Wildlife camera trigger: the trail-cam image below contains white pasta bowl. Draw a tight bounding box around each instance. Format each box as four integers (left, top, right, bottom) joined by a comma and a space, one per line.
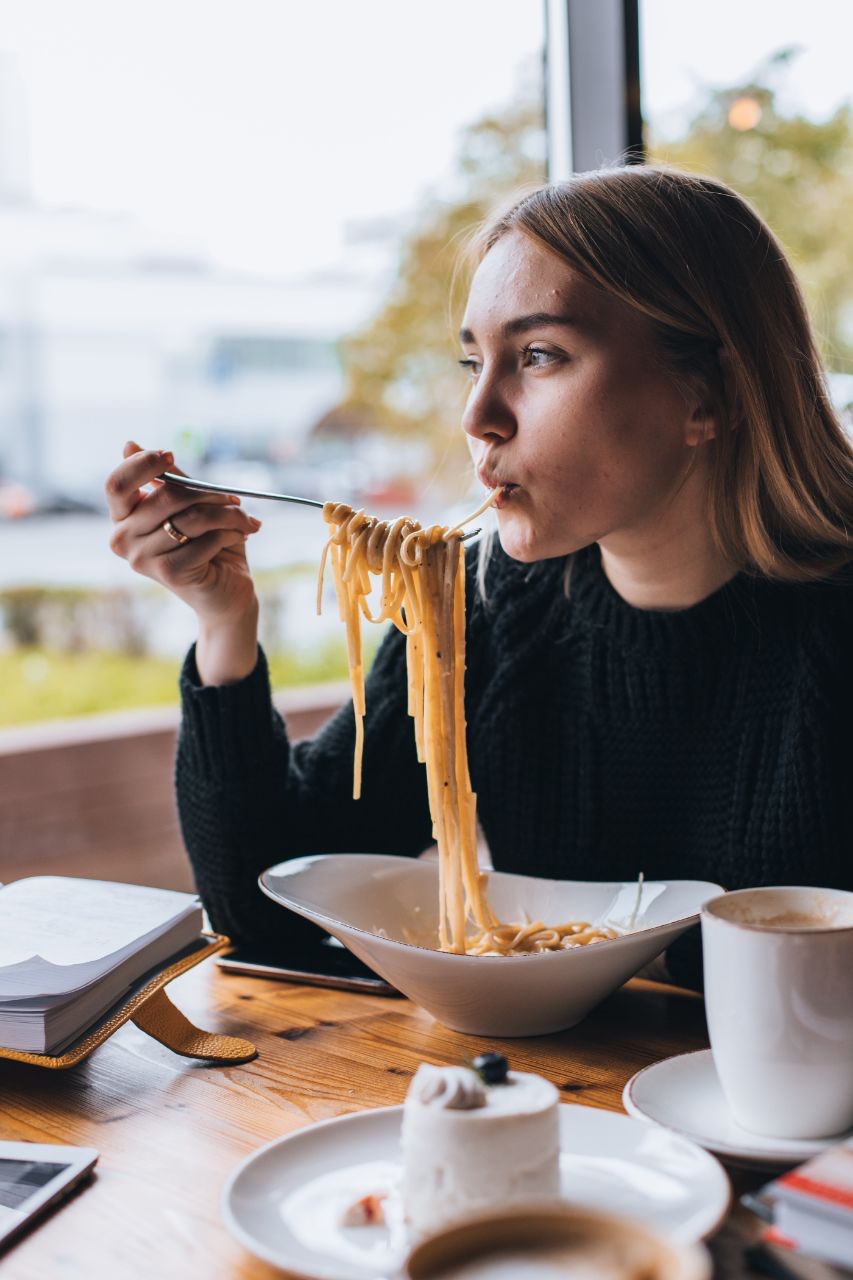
260, 855, 722, 1037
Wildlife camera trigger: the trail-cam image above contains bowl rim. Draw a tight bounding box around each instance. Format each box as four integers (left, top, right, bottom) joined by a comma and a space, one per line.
259, 853, 725, 961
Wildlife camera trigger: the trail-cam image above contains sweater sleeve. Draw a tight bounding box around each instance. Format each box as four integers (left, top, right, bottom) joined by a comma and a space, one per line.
175, 623, 433, 950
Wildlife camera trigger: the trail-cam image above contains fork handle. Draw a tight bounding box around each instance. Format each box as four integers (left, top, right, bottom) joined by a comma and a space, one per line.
159, 471, 481, 539
159, 472, 325, 508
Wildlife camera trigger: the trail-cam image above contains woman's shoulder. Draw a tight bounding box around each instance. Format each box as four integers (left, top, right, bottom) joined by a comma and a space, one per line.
781, 563, 853, 622
760, 566, 853, 696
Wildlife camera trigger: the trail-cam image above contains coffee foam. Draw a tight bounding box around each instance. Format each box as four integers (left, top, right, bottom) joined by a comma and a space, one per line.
707, 888, 853, 931
737, 910, 840, 929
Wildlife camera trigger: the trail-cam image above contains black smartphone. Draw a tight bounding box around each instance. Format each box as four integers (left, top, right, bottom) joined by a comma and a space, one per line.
216, 935, 399, 995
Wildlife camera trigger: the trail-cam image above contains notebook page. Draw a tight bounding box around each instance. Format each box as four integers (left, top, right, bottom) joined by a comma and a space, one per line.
0, 878, 200, 1000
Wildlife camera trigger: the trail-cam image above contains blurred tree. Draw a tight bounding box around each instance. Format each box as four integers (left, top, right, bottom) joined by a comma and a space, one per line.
648, 49, 853, 372
340, 48, 852, 492
340, 74, 546, 492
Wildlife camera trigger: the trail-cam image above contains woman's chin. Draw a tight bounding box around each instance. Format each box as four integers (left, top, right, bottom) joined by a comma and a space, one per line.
496, 515, 590, 563
495, 521, 550, 563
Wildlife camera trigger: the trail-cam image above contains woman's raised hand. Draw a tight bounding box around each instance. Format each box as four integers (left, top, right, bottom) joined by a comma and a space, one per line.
106, 442, 262, 683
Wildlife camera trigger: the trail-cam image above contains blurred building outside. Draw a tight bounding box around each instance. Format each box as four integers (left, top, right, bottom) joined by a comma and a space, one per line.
0, 51, 423, 517
0, 189, 436, 690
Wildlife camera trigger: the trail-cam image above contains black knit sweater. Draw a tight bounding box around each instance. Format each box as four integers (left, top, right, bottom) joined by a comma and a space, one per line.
175, 543, 853, 987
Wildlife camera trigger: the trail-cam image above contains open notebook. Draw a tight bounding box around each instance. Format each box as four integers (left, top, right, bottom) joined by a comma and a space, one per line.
0, 877, 203, 1054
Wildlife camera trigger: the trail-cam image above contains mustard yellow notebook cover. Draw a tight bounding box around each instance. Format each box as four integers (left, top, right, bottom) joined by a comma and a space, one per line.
0, 933, 257, 1069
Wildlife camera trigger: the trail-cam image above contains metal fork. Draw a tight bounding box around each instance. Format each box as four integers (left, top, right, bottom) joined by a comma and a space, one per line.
160, 470, 324, 508
159, 472, 482, 538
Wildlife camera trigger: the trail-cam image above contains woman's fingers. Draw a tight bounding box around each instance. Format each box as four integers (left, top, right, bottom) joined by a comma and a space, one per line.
149, 502, 261, 550
119, 478, 239, 541
108, 442, 245, 553
107, 442, 241, 523
155, 528, 250, 587
115, 501, 259, 567
106, 445, 176, 521
123, 439, 184, 476
107, 443, 264, 611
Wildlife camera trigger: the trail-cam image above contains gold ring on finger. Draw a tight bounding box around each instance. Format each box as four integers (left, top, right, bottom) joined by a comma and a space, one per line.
162, 517, 191, 546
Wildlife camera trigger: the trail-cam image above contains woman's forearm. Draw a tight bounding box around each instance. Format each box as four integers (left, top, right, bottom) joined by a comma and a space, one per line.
196, 600, 260, 686
176, 630, 434, 948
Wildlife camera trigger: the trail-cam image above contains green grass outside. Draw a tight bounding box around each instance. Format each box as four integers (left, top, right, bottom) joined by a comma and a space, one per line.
0, 639, 376, 727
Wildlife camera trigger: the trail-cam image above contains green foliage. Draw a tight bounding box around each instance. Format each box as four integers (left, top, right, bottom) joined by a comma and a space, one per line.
0, 641, 372, 727
648, 52, 853, 371
1, 585, 149, 655
0, 565, 385, 726
1, 648, 181, 724
266, 634, 380, 690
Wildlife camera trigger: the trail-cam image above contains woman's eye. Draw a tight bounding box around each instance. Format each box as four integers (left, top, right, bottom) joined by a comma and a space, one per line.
522, 346, 559, 367
458, 348, 560, 379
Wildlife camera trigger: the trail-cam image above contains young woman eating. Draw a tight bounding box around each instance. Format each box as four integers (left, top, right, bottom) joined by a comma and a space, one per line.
105, 166, 853, 986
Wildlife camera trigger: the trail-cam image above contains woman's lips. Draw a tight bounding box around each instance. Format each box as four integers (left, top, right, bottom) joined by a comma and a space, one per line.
477, 468, 522, 508
493, 482, 520, 509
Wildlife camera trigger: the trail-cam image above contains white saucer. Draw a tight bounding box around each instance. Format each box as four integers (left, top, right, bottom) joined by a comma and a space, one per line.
222, 1102, 730, 1280
623, 1050, 853, 1169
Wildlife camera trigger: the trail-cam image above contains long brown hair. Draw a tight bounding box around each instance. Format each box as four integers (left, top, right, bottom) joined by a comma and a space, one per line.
467, 166, 853, 582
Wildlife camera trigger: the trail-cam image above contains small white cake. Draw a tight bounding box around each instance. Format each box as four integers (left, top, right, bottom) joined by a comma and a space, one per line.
401, 1060, 561, 1238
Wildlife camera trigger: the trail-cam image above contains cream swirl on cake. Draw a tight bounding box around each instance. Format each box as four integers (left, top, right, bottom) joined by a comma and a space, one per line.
409, 1064, 487, 1110
401, 1055, 561, 1238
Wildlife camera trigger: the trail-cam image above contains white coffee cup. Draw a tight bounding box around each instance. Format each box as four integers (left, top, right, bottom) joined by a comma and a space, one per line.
405, 1204, 710, 1280
701, 886, 853, 1139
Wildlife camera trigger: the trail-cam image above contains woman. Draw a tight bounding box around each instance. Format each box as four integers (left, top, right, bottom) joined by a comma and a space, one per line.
106, 166, 853, 986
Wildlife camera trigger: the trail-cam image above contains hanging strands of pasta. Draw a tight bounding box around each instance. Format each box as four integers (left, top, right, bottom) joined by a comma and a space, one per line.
317, 491, 637, 957
317, 491, 498, 953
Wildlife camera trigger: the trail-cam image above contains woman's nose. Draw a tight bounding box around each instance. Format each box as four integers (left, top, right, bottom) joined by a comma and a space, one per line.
461, 371, 516, 446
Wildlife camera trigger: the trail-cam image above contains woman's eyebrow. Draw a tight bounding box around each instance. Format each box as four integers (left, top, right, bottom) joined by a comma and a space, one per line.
459, 312, 582, 343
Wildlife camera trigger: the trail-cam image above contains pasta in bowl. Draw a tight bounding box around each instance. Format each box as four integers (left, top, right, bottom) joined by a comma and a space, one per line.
260, 854, 722, 1036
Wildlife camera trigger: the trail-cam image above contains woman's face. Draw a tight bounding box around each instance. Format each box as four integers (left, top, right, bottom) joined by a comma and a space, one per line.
460, 229, 710, 562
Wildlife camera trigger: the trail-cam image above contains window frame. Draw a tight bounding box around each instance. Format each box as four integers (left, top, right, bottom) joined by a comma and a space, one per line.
545, 0, 643, 178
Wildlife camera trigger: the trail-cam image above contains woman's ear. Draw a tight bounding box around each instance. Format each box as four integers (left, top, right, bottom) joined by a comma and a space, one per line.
685, 400, 717, 446
684, 345, 739, 446
684, 383, 718, 446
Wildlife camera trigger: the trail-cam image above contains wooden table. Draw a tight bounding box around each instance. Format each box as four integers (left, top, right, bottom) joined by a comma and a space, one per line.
0, 964, 822, 1279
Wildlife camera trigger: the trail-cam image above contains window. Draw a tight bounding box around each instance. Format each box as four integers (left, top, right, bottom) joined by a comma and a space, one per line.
0, 1, 545, 725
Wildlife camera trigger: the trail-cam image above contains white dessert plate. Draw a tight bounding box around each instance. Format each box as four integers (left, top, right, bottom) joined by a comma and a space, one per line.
260, 855, 722, 1036
623, 1050, 853, 1169
221, 1102, 730, 1280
